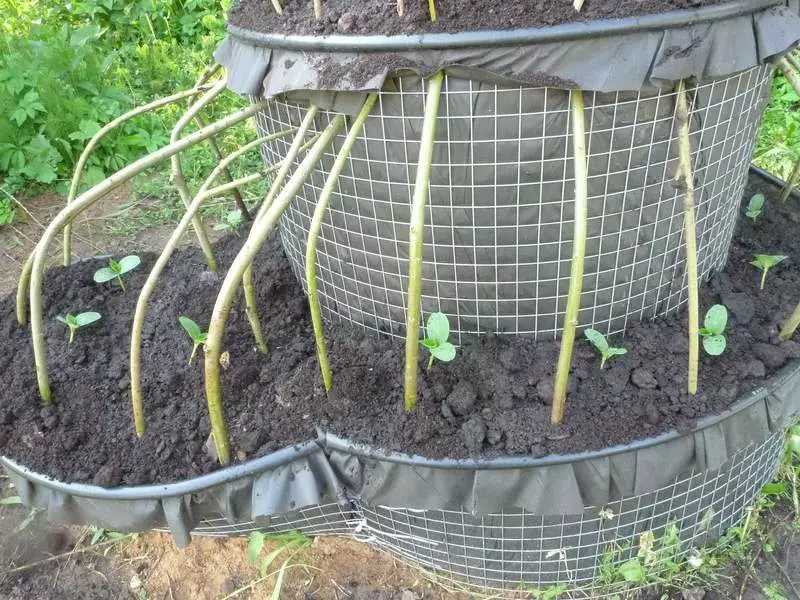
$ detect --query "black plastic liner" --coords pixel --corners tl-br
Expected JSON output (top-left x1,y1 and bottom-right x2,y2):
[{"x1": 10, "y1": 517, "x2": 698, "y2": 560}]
[{"x1": 215, "y1": 0, "x2": 800, "y2": 96}]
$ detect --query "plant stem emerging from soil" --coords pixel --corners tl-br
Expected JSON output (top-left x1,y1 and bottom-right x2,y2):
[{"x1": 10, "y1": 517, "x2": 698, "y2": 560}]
[
  {"x1": 780, "y1": 159, "x2": 800, "y2": 203},
  {"x1": 551, "y1": 90, "x2": 588, "y2": 424},
  {"x1": 313, "y1": 0, "x2": 323, "y2": 20},
  {"x1": 403, "y1": 72, "x2": 444, "y2": 413},
  {"x1": 28, "y1": 100, "x2": 270, "y2": 404},
  {"x1": 428, "y1": 0, "x2": 437, "y2": 21},
  {"x1": 397, "y1": 0, "x2": 405, "y2": 16},
  {"x1": 675, "y1": 80, "x2": 700, "y2": 396},
  {"x1": 61, "y1": 85, "x2": 213, "y2": 268},
  {"x1": 169, "y1": 79, "x2": 230, "y2": 272},
  {"x1": 204, "y1": 115, "x2": 345, "y2": 465},
  {"x1": 307, "y1": 94, "x2": 377, "y2": 392},
  {"x1": 129, "y1": 131, "x2": 293, "y2": 437},
  {"x1": 780, "y1": 299, "x2": 800, "y2": 341},
  {"x1": 271, "y1": 0, "x2": 283, "y2": 14}
]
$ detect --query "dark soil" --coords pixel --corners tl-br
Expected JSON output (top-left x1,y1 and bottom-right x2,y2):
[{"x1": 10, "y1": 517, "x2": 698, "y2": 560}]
[
  {"x1": 228, "y1": 0, "x2": 727, "y2": 37},
  {"x1": 0, "y1": 175, "x2": 798, "y2": 486}
]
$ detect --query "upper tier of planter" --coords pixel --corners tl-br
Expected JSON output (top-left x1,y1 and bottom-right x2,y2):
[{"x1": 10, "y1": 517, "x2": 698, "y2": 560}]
[{"x1": 218, "y1": 1, "x2": 800, "y2": 340}]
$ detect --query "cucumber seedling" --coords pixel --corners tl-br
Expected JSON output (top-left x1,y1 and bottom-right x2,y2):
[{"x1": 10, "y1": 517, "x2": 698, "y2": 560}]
[
  {"x1": 213, "y1": 209, "x2": 244, "y2": 235},
  {"x1": 56, "y1": 312, "x2": 101, "y2": 343},
  {"x1": 584, "y1": 328, "x2": 627, "y2": 369},
  {"x1": 179, "y1": 316, "x2": 207, "y2": 364},
  {"x1": 698, "y1": 304, "x2": 728, "y2": 356},
  {"x1": 94, "y1": 255, "x2": 141, "y2": 292},
  {"x1": 420, "y1": 312, "x2": 456, "y2": 370},
  {"x1": 750, "y1": 254, "x2": 788, "y2": 290},
  {"x1": 745, "y1": 193, "x2": 765, "y2": 221}
]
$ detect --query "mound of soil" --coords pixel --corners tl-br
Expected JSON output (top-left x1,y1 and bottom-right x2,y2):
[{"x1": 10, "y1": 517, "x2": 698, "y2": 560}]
[
  {"x1": 228, "y1": 0, "x2": 727, "y2": 37},
  {"x1": 0, "y1": 175, "x2": 798, "y2": 486}
]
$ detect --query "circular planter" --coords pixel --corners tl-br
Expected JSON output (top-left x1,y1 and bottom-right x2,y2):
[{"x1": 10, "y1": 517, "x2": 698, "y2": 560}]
[{"x1": 217, "y1": 0, "x2": 800, "y2": 340}]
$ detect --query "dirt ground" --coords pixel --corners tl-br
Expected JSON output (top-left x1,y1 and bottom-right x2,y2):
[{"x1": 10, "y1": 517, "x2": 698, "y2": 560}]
[{"x1": 1, "y1": 184, "x2": 799, "y2": 599}]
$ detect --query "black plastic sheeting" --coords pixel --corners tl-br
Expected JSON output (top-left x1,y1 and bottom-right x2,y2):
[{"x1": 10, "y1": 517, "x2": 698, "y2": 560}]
[
  {"x1": 3, "y1": 360, "x2": 799, "y2": 546},
  {"x1": 214, "y1": 0, "x2": 800, "y2": 97}
]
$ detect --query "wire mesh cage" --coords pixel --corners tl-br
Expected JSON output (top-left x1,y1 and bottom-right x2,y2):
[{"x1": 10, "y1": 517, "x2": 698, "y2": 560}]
[{"x1": 254, "y1": 65, "x2": 771, "y2": 341}]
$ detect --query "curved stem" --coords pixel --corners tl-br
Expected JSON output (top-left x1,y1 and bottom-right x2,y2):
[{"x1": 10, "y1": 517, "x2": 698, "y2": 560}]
[
  {"x1": 29, "y1": 101, "x2": 270, "y2": 404},
  {"x1": 243, "y1": 265, "x2": 268, "y2": 354},
  {"x1": 204, "y1": 115, "x2": 345, "y2": 465},
  {"x1": 675, "y1": 80, "x2": 700, "y2": 396},
  {"x1": 403, "y1": 72, "x2": 444, "y2": 413},
  {"x1": 254, "y1": 107, "x2": 319, "y2": 222},
  {"x1": 129, "y1": 130, "x2": 293, "y2": 437},
  {"x1": 271, "y1": 0, "x2": 283, "y2": 13},
  {"x1": 307, "y1": 94, "x2": 378, "y2": 392},
  {"x1": 61, "y1": 85, "x2": 213, "y2": 267},
  {"x1": 551, "y1": 90, "x2": 588, "y2": 424},
  {"x1": 781, "y1": 159, "x2": 800, "y2": 203},
  {"x1": 17, "y1": 253, "x2": 34, "y2": 325},
  {"x1": 781, "y1": 299, "x2": 800, "y2": 341},
  {"x1": 169, "y1": 79, "x2": 230, "y2": 272}
]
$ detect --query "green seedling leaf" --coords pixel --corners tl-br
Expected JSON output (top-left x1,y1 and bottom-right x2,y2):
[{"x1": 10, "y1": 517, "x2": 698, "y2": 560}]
[
  {"x1": 94, "y1": 255, "x2": 140, "y2": 291},
  {"x1": 75, "y1": 312, "x2": 101, "y2": 327},
  {"x1": 117, "y1": 255, "x2": 141, "y2": 274},
  {"x1": 247, "y1": 531, "x2": 265, "y2": 564},
  {"x1": 214, "y1": 210, "x2": 244, "y2": 233},
  {"x1": 703, "y1": 304, "x2": 728, "y2": 334},
  {"x1": 762, "y1": 482, "x2": 786, "y2": 495},
  {"x1": 584, "y1": 328, "x2": 626, "y2": 369},
  {"x1": 618, "y1": 558, "x2": 646, "y2": 583},
  {"x1": 750, "y1": 254, "x2": 788, "y2": 290},
  {"x1": 746, "y1": 193, "x2": 765, "y2": 221},
  {"x1": 702, "y1": 334, "x2": 726, "y2": 356},
  {"x1": 0, "y1": 495, "x2": 22, "y2": 506},
  {"x1": 426, "y1": 311, "x2": 449, "y2": 343},
  {"x1": 93, "y1": 266, "x2": 117, "y2": 283},
  {"x1": 56, "y1": 311, "x2": 101, "y2": 343},
  {"x1": 179, "y1": 316, "x2": 207, "y2": 364},
  {"x1": 431, "y1": 341, "x2": 456, "y2": 362}
]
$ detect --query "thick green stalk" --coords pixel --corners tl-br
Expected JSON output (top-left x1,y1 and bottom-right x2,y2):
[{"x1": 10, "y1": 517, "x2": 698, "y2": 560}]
[
  {"x1": 403, "y1": 72, "x2": 444, "y2": 413},
  {"x1": 195, "y1": 113, "x2": 250, "y2": 220},
  {"x1": 428, "y1": 0, "x2": 437, "y2": 21},
  {"x1": 675, "y1": 80, "x2": 700, "y2": 396},
  {"x1": 28, "y1": 101, "x2": 270, "y2": 404},
  {"x1": 129, "y1": 131, "x2": 292, "y2": 437},
  {"x1": 551, "y1": 90, "x2": 588, "y2": 424},
  {"x1": 780, "y1": 299, "x2": 800, "y2": 341},
  {"x1": 169, "y1": 79, "x2": 230, "y2": 272},
  {"x1": 307, "y1": 94, "x2": 377, "y2": 392},
  {"x1": 204, "y1": 116, "x2": 345, "y2": 465},
  {"x1": 61, "y1": 85, "x2": 212, "y2": 267}
]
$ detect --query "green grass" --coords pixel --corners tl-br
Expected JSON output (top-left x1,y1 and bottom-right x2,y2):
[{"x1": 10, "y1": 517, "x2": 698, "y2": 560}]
[{"x1": 754, "y1": 72, "x2": 800, "y2": 180}]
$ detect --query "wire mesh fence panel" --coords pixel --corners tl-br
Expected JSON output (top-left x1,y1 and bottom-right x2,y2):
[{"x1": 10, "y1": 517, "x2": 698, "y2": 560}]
[{"x1": 253, "y1": 66, "x2": 771, "y2": 341}]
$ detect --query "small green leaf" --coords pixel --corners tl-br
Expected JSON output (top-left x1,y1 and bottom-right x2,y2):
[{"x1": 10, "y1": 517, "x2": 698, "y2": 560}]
[
  {"x1": 117, "y1": 255, "x2": 141, "y2": 274},
  {"x1": 426, "y1": 312, "x2": 450, "y2": 344},
  {"x1": 0, "y1": 495, "x2": 21, "y2": 506},
  {"x1": 109, "y1": 259, "x2": 121, "y2": 274},
  {"x1": 761, "y1": 482, "x2": 786, "y2": 495},
  {"x1": 746, "y1": 193, "x2": 764, "y2": 218},
  {"x1": 56, "y1": 315, "x2": 69, "y2": 324},
  {"x1": 703, "y1": 305, "x2": 728, "y2": 334},
  {"x1": 260, "y1": 543, "x2": 293, "y2": 578},
  {"x1": 584, "y1": 328, "x2": 609, "y2": 353},
  {"x1": 702, "y1": 334, "x2": 726, "y2": 356},
  {"x1": 179, "y1": 316, "x2": 203, "y2": 341},
  {"x1": 420, "y1": 338, "x2": 438, "y2": 350},
  {"x1": 618, "y1": 558, "x2": 645, "y2": 583},
  {"x1": 607, "y1": 347, "x2": 627, "y2": 358},
  {"x1": 751, "y1": 254, "x2": 788, "y2": 271},
  {"x1": 247, "y1": 532, "x2": 265, "y2": 563},
  {"x1": 93, "y1": 266, "x2": 117, "y2": 283},
  {"x1": 75, "y1": 312, "x2": 101, "y2": 327},
  {"x1": 431, "y1": 341, "x2": 456, "y2": 363}
]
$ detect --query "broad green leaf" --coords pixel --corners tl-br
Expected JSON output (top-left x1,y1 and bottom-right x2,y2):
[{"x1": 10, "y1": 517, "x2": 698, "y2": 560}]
[
  {"x1": 751, "y1": 254, "x2": 788, "y2": 270},
  {"x1": 75, "y1": 312, "x2": 101, "y2": 327},
  {"x1": 93, "y1": 266, "x2": 117, "y2": 283},
  {"x1": 90, "y1": 528, "x2": 105, "y2": 545},
  {"x1": 420, "y1": 338, "x2": 438, "y2": 350},
  {"x1": 117, "y1": 255, "x2": 141, "y2": 274},
  {"x1": 431, "y1": 341, "x2": 456, "y2": 363},
  {"x1": 259, "y1": 543, "x2": 294, "y2": 578},
  {"x1": 246, "y1": 532, "x2": 264, "y2": 563},
  {"x1": 747, "y1": 193, "x2": 764, "y2": 215},
  {"x1": 702, "y1": 334, "x2": 726, "y2": 356},
  {"x1": 179, "y1": 316, "x2": 202, "y2": 341},
  {"x1": 762, "y1": 482, "x2": 786, "y2": 495},
  {"x1": 703, "y1": 305, "x2": 728, "y2": 334},
  {"x1": 426, "y1": 312, "x2": 450, "y2": 344},
  {"x1": 618, "y1": 558, "x2": 645, "y2": 583},
  {"x1": 584, "y1": 328, "x2": 609, "y2": 353},
  {"x1": 607, "y1": 347, "x2": 627, "y2": 357}
]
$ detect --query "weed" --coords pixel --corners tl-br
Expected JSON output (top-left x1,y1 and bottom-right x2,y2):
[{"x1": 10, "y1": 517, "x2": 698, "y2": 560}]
[
  {"x1": 179, "y1": 316, "x2": 207, "y2": 364},
  {"x1": 584, "y1": 328, "x2": 627, "y2": 369},
  {"x1": 0, "y1": 494, "x2": 22, "y2": 506},
  {"x1": 56, "y1": 311, "x2": 101, "y2": 343},
  {"x1": 698, "y1": 304, "x2": 728, "y2": 356},
  {"x1": 750, "y1": 254, "x2": 788, "y2": 290},
  {"x1": 94, "y1": 255, "x2": 141, "y2": 291},
  {"x1": 746, "y1": 193, "x2": 765, "y2": 221},
  {"x1": 213, "y1": 208, "x2": 244, "y2": 234},
  {"x1": 419, "y1": 312, "x2": 456, "y2": 370},
  {"x1": 243, "y1": 531, "x2": 311, "y2": 598}
]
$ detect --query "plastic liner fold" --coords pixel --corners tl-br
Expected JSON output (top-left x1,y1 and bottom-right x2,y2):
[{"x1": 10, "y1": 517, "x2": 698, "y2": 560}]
[
  {"x1": 215, "y1": 2, "x2": 800, "y2": 96},
  {"x1": 322, "y1": 360, "x2": 800, "y2": 516},
  {"x1": 1, "y1": 441, "x2": 346, "y2": 547}
]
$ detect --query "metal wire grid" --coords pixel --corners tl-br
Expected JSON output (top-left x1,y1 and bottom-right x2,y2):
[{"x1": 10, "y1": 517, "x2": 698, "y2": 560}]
[
  {"x1": 353, "y1": 430, "x2": 784, "y2": 595},
  {"x1": 253, "y1": 66, "x2": 771, "y2": 341}
]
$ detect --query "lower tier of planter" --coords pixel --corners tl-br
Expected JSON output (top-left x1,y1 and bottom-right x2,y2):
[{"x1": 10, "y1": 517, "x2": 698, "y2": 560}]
[{"x1": 4, "y1": 357, "x2": 799, "y2": 592}]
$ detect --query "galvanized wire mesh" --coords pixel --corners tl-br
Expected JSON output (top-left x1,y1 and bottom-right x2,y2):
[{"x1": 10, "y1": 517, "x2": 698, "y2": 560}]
[
  {"x1": 190, "y1": 431, "x2": 783, "y2": 597},
  {"x1": 253, "y1": 66, "x2": 771, "y2": 341}
]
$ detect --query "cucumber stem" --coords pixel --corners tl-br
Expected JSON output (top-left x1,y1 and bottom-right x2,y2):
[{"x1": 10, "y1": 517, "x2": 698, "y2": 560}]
[
  {"x1": 780, "y1": 300, "x2": 800, "y2": 341},
  {"x1": 551, "y1": 90, "x2": 588, "y2": 424},
  {"x1": 403, "y1": 72, "x2": 444, "y2": 413}
]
